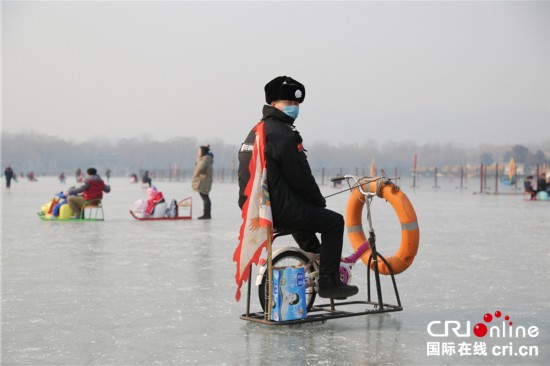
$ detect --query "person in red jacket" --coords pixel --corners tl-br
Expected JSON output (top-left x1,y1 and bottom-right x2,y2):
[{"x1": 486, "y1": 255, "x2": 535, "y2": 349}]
[{"x1": 65, "y1": 167, "x2": 111, "y2": 218}]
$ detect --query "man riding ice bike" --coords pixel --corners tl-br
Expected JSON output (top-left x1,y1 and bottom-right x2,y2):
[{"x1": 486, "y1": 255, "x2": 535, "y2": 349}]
[{"x1": 238, "y1": 75, "x2": 358, "y2": 300}]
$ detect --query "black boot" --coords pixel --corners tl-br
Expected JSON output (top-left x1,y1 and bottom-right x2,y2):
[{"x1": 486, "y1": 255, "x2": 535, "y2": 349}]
[
  {"x1": 318, "y1": 273, "x2": 358, "y2": 299},
  {"x1": 198, "y1": 209, "x2": 211, "y2": 220}
]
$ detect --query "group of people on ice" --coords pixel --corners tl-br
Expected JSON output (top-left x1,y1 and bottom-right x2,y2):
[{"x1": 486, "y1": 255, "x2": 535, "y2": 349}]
[{"x1": 524, "y1": 172, "x2": 550, "y2": 200}]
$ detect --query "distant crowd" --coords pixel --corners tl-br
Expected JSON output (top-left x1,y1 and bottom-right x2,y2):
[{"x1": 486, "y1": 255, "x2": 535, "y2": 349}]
[{"x1": 4, "y1": 144, "x2": 215, "y2": 219}]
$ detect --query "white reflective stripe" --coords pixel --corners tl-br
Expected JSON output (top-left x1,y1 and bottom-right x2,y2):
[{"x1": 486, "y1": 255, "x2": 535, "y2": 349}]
[
  {"x1": 240, "y1": 143, "x2": 253, "y2": 152},
  {"x1": 347, "y1": 224, "x2": 363, "y2": 233},
  {"x1": 401, "y1": 222, "x2": 419, "y2": 231}
]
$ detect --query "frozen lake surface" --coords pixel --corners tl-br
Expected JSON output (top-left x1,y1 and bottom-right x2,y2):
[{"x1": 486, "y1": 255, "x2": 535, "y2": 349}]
[{"x1": 2, "y1": 176, "x2": 549, "y2": 365}]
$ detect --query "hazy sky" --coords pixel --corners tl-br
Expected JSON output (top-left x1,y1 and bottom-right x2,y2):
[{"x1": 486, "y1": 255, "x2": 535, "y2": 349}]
[{"x1": 2, "y1": 1, "x2": 549, "y2": 147}]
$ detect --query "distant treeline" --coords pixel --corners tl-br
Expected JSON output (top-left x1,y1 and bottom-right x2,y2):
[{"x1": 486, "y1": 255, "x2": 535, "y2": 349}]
[{"x1": 2, "y1": 132, "x2": 549, "y2": 179}]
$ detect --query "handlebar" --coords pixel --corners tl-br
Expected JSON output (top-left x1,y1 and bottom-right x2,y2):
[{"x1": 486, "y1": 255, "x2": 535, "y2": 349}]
[
  {"x1": 330, "y1": 174, "x2": 360, "y2": 182},
  {"x1": 330, "y1": 176, "x2": 346, "y2": 183},
  {"x1": 329, "y1": 174, "x2": 373, "y2": 197},
  {"x1": 329, "y1": 170, "x2": 396, "y2": 198}
]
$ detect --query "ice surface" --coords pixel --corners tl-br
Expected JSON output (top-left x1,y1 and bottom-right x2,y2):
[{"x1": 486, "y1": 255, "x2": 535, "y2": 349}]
[{"x1": 2, "y1": 176, "x2": 549, "y2": 365}]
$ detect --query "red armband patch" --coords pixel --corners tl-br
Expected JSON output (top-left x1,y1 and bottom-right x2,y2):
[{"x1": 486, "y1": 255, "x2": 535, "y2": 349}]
[{"x1": 297, "y1": 143, "x2": 304, "y2": 152}]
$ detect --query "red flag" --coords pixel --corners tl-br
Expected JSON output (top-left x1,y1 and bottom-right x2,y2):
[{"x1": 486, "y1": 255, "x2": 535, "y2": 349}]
[{"x1": 233, "y1": 122, "x2": 273, "y2": 301}]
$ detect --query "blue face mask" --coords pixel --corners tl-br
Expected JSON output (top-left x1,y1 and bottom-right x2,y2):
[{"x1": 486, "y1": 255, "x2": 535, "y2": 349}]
[{"x1": 282, "y1": 105, "x2": 299, "y2": 119}]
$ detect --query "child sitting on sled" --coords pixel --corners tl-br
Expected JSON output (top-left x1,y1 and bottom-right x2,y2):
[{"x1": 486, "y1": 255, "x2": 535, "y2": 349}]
[
  {"x1": 40, "y1": 189, "x2": 76, "y2": 219},
  {"x1": 52, "y1": 192, "x2": 69, "y2": 218},
  {"x1": 133, "y1": 186, "x2": 167, "y2": 218}
]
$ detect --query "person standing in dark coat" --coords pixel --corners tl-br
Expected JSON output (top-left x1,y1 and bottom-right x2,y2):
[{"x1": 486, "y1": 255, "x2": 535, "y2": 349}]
[
  {"x1": 524, "y1": 176, "x2": 536, "y2": 200},
  {"x1": 142, "y1": 170, "x2": 152, "y2": 187},
  {"x1": 536, "y1": 173, "x2": 547, "y2": 193},
  {"x1": 238, "y1": 76, "x2": 358, "y2": 300},
  {"x1": 4, "y1": 165, "x2": 14, "y2": 188}
]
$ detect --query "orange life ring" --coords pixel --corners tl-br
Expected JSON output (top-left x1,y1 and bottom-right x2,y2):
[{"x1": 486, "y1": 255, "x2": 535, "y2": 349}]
[{"x1": 345, "y1": 178, "x2": 420, "y2": 275}]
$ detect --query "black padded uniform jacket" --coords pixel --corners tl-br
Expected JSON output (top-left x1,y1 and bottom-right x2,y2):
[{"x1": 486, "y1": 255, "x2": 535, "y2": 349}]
[{"x1": 238, "y1": 105, "x2": 325, "y2": 230}]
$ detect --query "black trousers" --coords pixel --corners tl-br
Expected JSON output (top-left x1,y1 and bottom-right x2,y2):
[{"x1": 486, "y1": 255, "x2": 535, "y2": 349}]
[
  {"x1": 199, "y1": 193, "x2": 211, "y2": 213},
  {"x1": 281, "y1": 206, "x2": 344, "y2": 276}
]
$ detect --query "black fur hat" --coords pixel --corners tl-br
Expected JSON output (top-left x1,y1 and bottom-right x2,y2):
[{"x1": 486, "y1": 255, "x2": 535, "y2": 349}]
[
  {"x1": 200, "y1": 145, "x2": 210, "y2": 156},
  {"x1": 264, "y1": 76, "x2": 305, "y2": 104}
]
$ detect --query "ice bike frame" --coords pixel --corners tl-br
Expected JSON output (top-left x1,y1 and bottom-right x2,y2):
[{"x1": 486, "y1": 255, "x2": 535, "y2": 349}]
[{"x1": 240, "y1": 174, "x2": 403, "y2": 325}]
